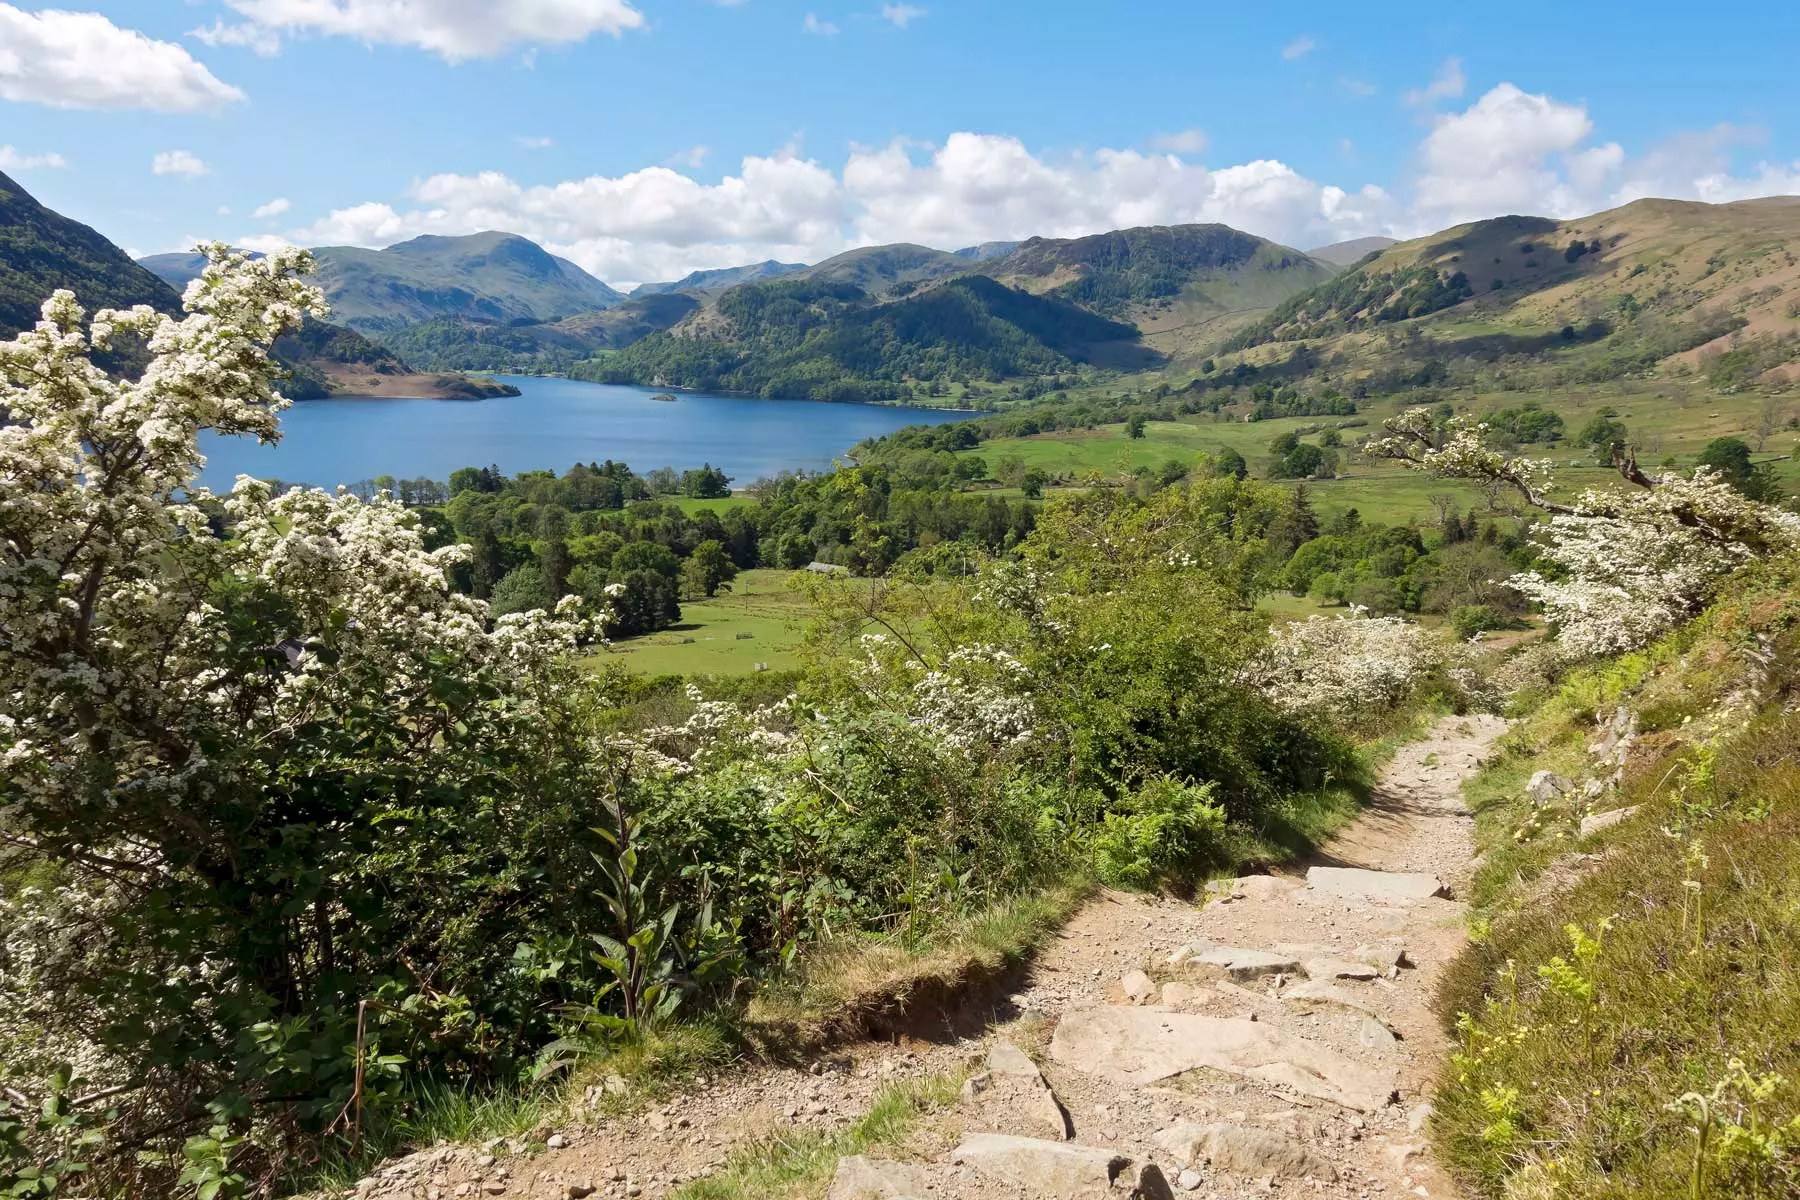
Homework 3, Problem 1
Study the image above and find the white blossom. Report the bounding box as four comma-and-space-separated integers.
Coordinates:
1244, 607, 1443, 719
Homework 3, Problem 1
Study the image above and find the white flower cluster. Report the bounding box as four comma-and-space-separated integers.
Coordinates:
1513, 471, 1800, 660
630, 684, 796, 774
1244, 607, 1443, 720
907, 644, 1036, 756
1374, 407, 1800, 661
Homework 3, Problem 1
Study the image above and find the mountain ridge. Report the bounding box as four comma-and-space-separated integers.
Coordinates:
307, 231, 625, 333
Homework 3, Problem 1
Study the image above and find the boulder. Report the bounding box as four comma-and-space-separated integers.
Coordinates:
988, 1040, 1044, 1083
827, 1156, 932, 1200
1165, 941, 1210, 967
1350, 941, 1410, 970
1358, 1017, 1399, 1047
1160, 981, 1205, 1008
1526, 770, 1570, 806
1049, 1006, 1398, 1111
1121, 969, 1157, 1004
1035, 1084, 1076, 1141
1306, 867, 1451, 903
1153, 1121, 1338, 1182
1580, 805, 1639, 836
1190, 946, 1302, 980
1301, 957, 1380, 981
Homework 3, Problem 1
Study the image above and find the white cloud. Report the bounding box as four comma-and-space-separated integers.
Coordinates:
252, 133, 1400, 287
239, 84, 1800, 291
880, 4, 925, 28
1338, 76, 1377, 99
0, 145, 67, 170
254, 197, 292, 219
668, 145, 710, 169
1414, 83, 1607, 224
517, 135, 556, 150
0, 5, 243, 111
1403, 57, 1465, 108
189, 18, 283, 56
218, 205, 233, 216
1403, 84, 1800, 229
219, 0, 644, 62
802, 13, 839, 35
152, 150, 210, 178
1149, 129, 1209, 155
1281, 35, 1316, 61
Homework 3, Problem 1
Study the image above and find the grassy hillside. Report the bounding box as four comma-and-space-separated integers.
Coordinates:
987, 223, 1335, 317
1307, 235, 1399, 266
632, 260, 806, 297
1433, 553, 1800, 1197
0, 173, 459, 398
579, 274, 1143, 402
311, 231, 624, 332
1218, 198, 1800, 392
795, 243, 970, 296
0, 170, 181, 334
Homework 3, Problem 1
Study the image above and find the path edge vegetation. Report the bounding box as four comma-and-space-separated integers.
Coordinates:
1430, 549, 1800, 1197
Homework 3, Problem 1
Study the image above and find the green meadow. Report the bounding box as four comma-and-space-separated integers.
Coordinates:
594, 568, 811, 676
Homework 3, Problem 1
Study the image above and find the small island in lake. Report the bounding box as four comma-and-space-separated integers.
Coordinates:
651, 392, 678, 402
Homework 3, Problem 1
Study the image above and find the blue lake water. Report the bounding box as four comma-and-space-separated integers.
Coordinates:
197, 376, 976, 491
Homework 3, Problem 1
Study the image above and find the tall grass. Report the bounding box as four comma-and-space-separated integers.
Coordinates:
1432, 564, 1800, 1197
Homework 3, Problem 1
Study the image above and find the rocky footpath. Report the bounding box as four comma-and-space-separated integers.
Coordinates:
345, 714, 1507, 1200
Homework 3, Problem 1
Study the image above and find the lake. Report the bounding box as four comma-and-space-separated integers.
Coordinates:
196, 376, 976, 490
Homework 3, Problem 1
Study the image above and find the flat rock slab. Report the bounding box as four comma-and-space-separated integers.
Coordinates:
952, 1134, 1131, 1198
827, 1156, 932, 1200
1192, 946, 1301, 979
1050, 1006, 1397, 1112
1306, 866, 1452, 903
1301, 957, 1381, 981
1154, 1121, 1339, 1182
1580, 805, 1639, 836
1279, 979, 1382, 1018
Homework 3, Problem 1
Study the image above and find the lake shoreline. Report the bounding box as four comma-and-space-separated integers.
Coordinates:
415, 371, 985, 415
201, 375, 976, 492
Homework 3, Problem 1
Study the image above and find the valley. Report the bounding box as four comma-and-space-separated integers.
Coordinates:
7, 121, 1800, 1200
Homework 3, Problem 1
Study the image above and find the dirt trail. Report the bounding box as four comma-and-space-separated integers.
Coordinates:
353, 713, 1507, 1200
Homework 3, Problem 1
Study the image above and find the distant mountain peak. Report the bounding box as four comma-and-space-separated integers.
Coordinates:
1305, 235, 1400, 267
303, 230, 624, 332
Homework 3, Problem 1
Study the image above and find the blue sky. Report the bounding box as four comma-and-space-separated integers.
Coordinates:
4, 0, 1799, 287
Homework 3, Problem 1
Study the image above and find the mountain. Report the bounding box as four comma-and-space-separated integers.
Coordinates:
308, 232, 625, 332
375, 293, 702, 374
954, 241, 1022, 262
631, 260, 806, 297
794, 243, 971, 296
553, 293, 701, 348
982, 224, 1337, 319
1217, 196, 1800, 392
0, 173, 514, 401
1, 170, 181, 333
577, 274, 1146, 402
1306, 236, 1398, 266
138, 249, 259, 292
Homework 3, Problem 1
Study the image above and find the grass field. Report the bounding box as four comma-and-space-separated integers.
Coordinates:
965, 382, 1798, 524
637, 495, 758, 516
593, 569, 812, 676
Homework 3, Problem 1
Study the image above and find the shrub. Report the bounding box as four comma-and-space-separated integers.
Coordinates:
1451, 604, 1512, 639
1090, 777, 1228, 891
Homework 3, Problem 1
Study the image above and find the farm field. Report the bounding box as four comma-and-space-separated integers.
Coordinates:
592, 568, 811, 676
962, 381, 1798, 522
